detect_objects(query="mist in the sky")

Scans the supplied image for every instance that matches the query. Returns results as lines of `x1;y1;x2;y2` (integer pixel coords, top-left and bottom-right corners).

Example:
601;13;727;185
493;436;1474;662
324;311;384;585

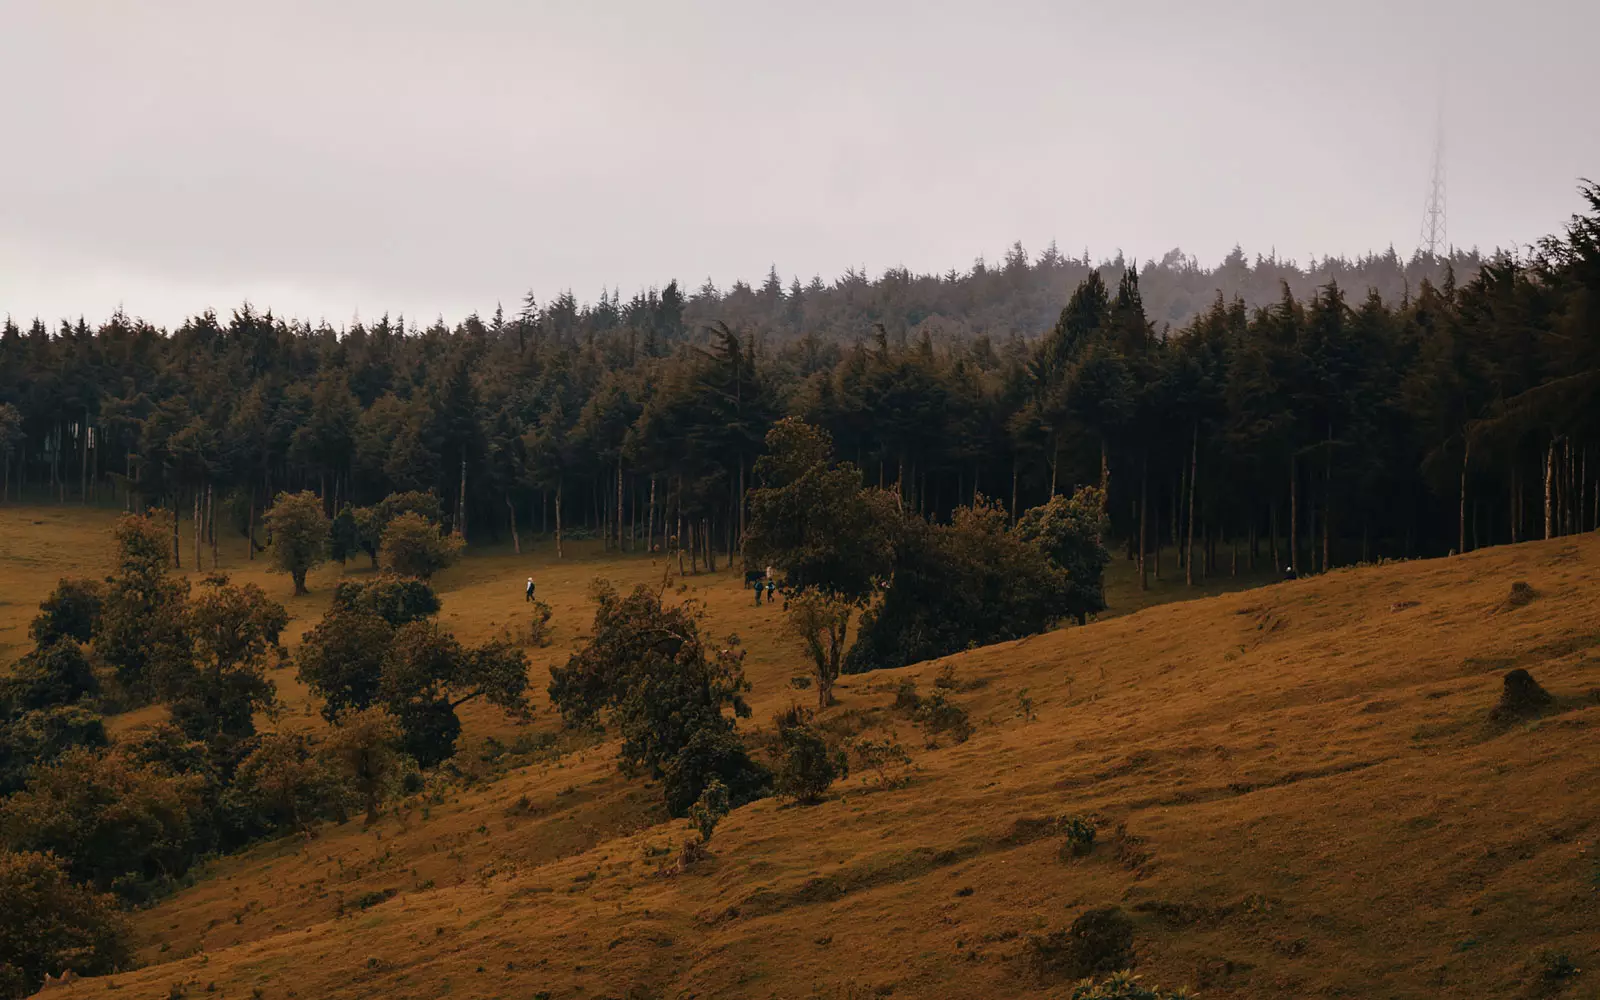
1;0;1596;329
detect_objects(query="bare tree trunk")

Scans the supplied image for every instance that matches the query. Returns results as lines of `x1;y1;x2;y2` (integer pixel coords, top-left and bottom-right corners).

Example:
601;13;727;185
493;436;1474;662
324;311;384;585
1049;437;1058;497
1459;436;1470;554
248;485;256;560
457;456;468;539
1289;454;1299;576
1099;438;1109;507
1323;424;1333;570
705;519;717;572
555;478;564;559
209;484;218;570
1154;493;1163;581
1270;502;1279;571
647;477;657;554
1138;452;1149;590
1010;458;1018;522
173;498;182;569
194;489;203;571
1545;439;1555;540
1186;424;1198;587
80;408;90;503
1510;465;1519;544
506;495;521;555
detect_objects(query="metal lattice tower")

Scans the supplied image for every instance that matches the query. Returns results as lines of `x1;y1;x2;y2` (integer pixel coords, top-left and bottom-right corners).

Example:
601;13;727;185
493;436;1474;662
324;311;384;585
1420;120;1447;259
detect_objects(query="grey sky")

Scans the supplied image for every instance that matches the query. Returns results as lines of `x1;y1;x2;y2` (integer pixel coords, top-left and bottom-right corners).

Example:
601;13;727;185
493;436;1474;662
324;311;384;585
2;0;1596;330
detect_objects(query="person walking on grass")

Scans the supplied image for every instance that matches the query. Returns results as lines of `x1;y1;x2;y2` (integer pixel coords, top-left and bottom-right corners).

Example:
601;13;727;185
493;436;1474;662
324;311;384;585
754;578;764;606
525;577;536;602
765;579;776;606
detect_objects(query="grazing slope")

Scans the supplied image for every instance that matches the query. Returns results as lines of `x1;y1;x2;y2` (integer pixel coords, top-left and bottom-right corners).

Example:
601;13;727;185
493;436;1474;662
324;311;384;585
23;530;1600;999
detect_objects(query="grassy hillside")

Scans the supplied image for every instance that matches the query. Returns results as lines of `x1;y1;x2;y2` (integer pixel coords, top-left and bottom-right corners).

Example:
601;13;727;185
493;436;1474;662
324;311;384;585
6;506;1597;999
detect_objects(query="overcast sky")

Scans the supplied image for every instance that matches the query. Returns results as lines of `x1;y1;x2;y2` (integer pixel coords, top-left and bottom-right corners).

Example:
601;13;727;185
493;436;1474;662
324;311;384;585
2;0;1596;330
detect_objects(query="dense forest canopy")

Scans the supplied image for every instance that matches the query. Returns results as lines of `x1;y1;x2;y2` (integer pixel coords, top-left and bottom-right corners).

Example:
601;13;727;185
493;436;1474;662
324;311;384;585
0;191;1594;583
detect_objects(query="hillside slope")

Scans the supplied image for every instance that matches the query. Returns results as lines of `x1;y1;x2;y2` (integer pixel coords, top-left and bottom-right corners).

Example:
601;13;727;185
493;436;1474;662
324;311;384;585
36;536;1600;1000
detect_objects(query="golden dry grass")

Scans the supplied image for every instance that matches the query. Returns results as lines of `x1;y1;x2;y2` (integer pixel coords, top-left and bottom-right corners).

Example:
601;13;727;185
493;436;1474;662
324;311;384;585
7;506;1598;999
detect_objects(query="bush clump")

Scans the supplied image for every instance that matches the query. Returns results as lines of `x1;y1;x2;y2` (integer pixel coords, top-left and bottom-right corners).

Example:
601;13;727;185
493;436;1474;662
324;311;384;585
913;690;973;747
1066;971;1192;999
1058;815;1097;859
852;735;913;789
1025;907;1135;981
0;850;131;1000
769;707;847;804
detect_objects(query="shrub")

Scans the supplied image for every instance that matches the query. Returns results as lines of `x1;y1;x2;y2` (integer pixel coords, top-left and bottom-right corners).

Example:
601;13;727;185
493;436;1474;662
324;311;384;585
332;576;440;628
1025;908;1135;981
851;735;913;789
28;578;105;646
320;708;405;825
892;678;921;713
0;850;131;1000
0;746;205;895
1015;486;1111;626
913;690;973;747
661;727;771;819
1066;971;1192;999
846;500;1072;672
687;778;730;842
524;598;555;648
379;513;463;580
1058;815;1096;859
227;732;345;833
0;706;108;796
1;642;98;713
769;707;847;804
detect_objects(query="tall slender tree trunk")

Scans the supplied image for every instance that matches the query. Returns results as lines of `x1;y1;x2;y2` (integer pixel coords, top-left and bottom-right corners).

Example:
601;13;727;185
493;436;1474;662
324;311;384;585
248;485;257;560
506;496;521;555
1544;439;1555;540
647;477;657;554
1010;458;1018;521
457;456;468;539
555;479;564;559
1289;455;1299;576
1138;452;1149;590
705;519;717;572
1510;465;1519;544
1099;439;1109;507
1459;437;1470;554
1154;495;1163;581
1270;502;1280;571
194;489;203;570
616;455;624;551
209;485;218;570
80;408;90;503
173;498;182;569
1186;424;1198;586
1049;437;1059;497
